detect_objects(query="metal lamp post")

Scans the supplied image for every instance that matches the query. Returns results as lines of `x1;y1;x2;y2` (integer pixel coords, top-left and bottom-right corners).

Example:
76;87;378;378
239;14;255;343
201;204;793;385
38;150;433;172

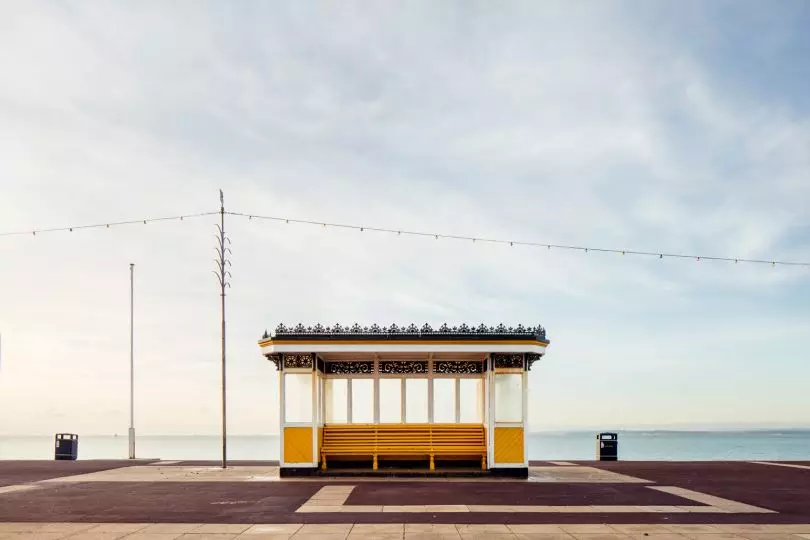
214;190;231;468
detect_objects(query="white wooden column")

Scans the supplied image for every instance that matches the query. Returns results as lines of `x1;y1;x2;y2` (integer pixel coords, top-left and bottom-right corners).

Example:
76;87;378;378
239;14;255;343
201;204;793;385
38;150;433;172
427;353;434;423
373;354;380;423
522;364;529;468
401;378;407;423
479;355;486;423
279;363;285;466
347;378;353;424
486;354;494;468
455;378;461;423
311;365;318;466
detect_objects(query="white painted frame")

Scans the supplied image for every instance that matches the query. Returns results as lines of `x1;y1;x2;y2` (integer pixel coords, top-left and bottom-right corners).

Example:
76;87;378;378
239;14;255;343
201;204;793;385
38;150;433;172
490;366;529;469
277;351;529;471
322;368;484;426
427;354;434;423
431;374;482;424
486;354;494;468
279;367;319;469
523;368;529;468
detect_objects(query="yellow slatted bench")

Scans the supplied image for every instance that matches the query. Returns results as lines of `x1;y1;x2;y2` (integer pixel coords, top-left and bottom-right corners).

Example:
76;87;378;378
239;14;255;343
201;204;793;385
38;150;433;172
320;424;376;470
321;423;487;471
430;424;487;470
376;423;433;470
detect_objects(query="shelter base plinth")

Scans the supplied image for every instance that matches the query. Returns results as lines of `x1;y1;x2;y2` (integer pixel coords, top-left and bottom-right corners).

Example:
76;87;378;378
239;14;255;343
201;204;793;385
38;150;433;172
281;465;528;478
279;467;319;477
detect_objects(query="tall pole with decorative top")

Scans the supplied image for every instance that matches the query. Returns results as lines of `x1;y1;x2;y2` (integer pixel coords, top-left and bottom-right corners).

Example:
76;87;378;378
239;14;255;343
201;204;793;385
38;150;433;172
214;190;231;468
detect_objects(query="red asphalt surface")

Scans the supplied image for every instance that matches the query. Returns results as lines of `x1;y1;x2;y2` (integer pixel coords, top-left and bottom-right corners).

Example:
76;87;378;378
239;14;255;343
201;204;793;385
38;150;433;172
0;460;809;525
0;460;156;487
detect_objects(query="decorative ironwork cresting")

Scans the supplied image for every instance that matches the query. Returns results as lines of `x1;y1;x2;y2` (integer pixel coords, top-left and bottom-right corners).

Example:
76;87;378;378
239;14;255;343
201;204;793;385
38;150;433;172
268;323;547;341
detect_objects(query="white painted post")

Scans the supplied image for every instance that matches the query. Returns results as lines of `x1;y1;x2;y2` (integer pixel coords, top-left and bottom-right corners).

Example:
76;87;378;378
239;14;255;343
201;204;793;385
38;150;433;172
128;263;135;460
311;367;317;466
523;367;529;468
373;355;380;423
401;378;406;423
427;354;434;423
486;354;494;469
455;378;461;423
279;368;285;467
347;378;353;424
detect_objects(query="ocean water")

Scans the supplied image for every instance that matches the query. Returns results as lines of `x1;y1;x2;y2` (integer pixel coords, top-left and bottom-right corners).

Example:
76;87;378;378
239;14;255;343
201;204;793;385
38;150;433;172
527;430;810;461
2;430;809;461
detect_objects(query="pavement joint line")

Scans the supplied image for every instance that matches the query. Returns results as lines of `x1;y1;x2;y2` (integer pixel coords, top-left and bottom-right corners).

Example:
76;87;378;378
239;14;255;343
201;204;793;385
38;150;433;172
0;484;41;496
294;484;777;514
302;485;355;508
33;465;284;483
17;465;653;484
751;461;810;471
648;486;777;514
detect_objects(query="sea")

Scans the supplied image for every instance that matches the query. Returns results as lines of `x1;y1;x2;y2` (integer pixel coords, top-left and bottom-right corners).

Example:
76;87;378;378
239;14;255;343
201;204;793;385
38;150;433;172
2;430;809;461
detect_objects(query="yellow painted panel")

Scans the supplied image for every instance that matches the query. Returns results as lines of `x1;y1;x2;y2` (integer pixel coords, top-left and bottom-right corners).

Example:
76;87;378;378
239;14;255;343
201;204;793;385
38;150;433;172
284;426;313;463
494;427;524;464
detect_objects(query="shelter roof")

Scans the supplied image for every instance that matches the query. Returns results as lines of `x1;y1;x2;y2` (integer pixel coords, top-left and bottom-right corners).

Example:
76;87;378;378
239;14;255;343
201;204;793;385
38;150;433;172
260;323;548;343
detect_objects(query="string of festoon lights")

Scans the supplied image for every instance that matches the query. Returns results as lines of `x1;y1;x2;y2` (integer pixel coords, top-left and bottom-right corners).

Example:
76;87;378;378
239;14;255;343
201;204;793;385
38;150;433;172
226;211;810;268
0;211;219;237
1;207;807;268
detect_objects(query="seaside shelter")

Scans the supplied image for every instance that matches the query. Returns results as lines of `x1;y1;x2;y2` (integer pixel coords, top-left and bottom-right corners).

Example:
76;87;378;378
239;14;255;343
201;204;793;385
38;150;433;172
258;323;549;477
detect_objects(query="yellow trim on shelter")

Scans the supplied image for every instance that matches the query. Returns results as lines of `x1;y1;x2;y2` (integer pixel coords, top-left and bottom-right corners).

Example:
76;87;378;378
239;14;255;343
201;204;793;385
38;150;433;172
284;426;313;463
494;427;524;464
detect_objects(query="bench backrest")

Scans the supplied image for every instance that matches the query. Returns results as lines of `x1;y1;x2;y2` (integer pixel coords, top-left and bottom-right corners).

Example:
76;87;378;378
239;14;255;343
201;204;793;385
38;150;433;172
322;423;486;450
376;423;432;449
431;424;486;449
322;424;376;446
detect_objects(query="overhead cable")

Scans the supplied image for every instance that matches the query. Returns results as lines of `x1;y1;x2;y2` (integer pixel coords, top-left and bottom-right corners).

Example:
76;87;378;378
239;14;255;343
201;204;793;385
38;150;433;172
2;207;805;268
227;211;810;268
0;211;219;237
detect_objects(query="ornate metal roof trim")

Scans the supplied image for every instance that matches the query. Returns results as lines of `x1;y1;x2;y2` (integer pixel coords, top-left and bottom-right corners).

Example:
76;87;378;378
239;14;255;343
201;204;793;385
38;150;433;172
261;323;547;342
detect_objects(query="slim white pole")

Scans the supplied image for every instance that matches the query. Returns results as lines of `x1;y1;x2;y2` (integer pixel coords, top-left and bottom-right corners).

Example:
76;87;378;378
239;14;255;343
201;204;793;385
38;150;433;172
128;263;135;459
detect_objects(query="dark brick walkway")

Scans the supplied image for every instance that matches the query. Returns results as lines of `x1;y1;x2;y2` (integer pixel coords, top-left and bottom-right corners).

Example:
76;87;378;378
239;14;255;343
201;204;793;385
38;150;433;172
585;461;810;520
0;482;316;523
0;460;155;487
1;461;809;524
345;482;692;506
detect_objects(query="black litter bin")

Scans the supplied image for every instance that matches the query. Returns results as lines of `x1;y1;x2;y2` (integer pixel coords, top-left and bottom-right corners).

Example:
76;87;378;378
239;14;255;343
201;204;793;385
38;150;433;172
597;432;618;461
55;433;78;460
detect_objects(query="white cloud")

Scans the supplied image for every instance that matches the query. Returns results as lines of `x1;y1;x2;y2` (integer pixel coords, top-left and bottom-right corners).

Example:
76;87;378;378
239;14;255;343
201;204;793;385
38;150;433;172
1;2;808;438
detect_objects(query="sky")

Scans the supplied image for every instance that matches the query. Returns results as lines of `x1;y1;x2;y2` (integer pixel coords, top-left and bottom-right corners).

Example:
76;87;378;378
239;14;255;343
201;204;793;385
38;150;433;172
1;1;809;436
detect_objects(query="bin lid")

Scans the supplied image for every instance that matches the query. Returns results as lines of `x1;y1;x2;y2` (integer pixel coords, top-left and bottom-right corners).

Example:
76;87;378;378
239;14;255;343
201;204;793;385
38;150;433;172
56;433;79;439
597;432;618;439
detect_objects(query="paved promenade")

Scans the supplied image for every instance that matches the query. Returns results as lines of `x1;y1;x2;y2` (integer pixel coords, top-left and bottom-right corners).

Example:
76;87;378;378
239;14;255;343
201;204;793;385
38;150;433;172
1;460;809;539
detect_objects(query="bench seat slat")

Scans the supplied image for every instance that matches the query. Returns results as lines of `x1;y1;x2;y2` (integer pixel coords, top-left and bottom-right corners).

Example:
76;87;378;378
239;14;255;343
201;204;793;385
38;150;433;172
321;424;488;471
